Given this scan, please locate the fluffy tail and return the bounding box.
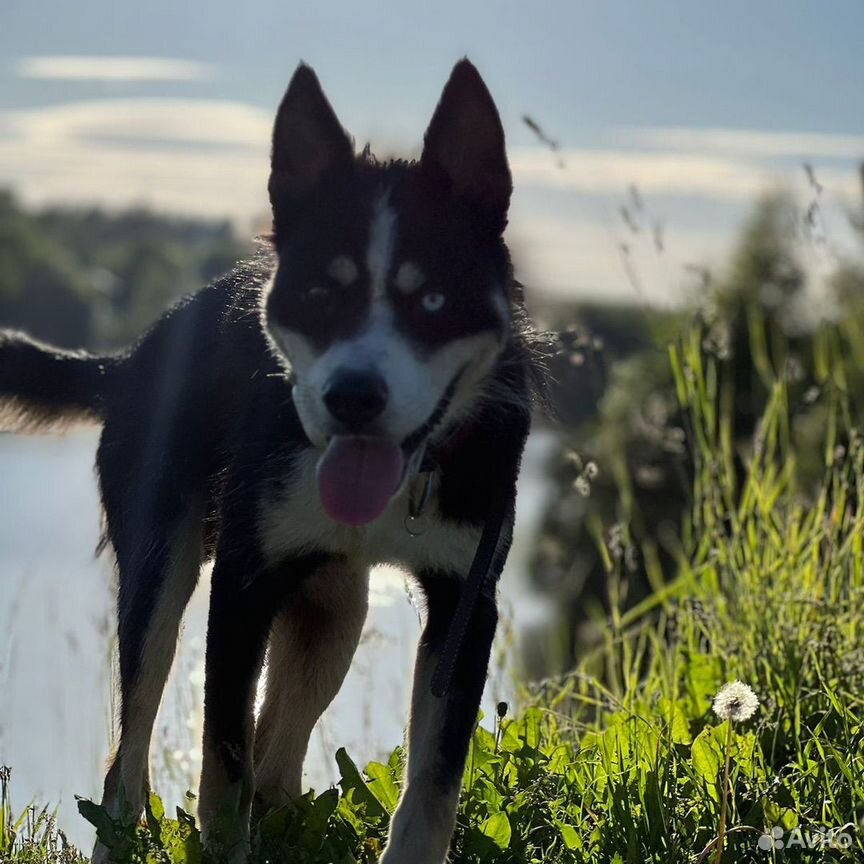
[0,330,118,432]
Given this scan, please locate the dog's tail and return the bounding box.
[0,330,119,432]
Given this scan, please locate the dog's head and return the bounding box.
[264,60,514,525]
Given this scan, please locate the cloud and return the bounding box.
[620,126,864,162]
[0,100,271,226]
[15,56,216,83]
[0,98,271,149]
[510,147,859,203]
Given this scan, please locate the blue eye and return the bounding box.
[421,291,446,312]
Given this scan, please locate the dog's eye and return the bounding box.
[421,291,446,313]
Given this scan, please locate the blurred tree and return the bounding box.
[0,190,91,347]
[529,186,864,675]
[0,191,250,350]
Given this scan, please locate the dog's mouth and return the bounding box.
[315,372,462,527]
[316,436,405,526]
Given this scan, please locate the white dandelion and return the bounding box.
[712,680,759,723]
[573,476,591,497]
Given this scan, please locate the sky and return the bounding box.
[1,0,863,305]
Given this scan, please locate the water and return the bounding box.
[0,429,553,849]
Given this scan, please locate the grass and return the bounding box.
[3,326,864,863]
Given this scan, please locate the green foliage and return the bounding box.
[534,190,864,670]
[0,190,249,350]
[1,767,85,863]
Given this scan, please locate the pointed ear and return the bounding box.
[421,59,511,230]
[268,64,354,227]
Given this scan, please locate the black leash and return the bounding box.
[429,471,512,699]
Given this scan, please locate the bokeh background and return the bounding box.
[2,0,864,849]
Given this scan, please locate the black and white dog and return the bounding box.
[0,60,536,863]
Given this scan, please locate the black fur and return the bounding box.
[0,330,116,430]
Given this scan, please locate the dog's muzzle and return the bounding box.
[313,368,463,528]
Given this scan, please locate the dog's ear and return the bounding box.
[421,59,511,232]
[269,64,354,229]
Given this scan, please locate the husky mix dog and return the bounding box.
[0,60,537,863]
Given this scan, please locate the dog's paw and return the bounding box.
[378,834,449,864]
[379,847,443,864]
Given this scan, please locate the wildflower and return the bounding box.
[712,681,759,723]
[712,680,759,864]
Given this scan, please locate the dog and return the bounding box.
[0,59,537,863]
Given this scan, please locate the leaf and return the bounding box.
[307,788,340,833]
[480,811,512,849]
[76,799,118,846]
[336,748,385,819]
[475,777,504,812]
[499,722,523,754]
[524,708,542,750]
[144,793,164,846]
[764,800,799,830]
[659,698,692,745]
[148,792,165,822]
[691,727,724,802]
[557,822,582,850]
[364,762,399,813]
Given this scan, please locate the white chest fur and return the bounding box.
[258,448,481,576]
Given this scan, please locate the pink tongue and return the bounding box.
[316,436,406,526]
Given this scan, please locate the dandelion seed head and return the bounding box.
[574,476,591,497]
[712,680,759,722]
[566,451,583,470]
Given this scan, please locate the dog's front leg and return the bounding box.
[380,573,499,864]
[198,541,323,862]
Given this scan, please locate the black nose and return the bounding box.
[323,369,389,431]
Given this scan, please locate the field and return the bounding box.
[3,318,863,864]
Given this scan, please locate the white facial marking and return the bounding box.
[395,261,425,295]
[327,255,358,287]
[367,191,397,299]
